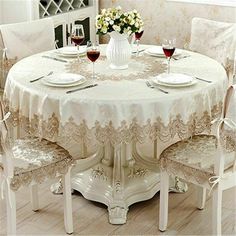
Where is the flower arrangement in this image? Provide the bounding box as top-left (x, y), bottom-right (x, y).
top-left (95, 6), bottom-right (144, 36)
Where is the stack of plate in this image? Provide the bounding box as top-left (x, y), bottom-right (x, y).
top-left (145, 46), bottom-right (182, 57)
top-left (41, 73), bottom-right (86, 87)
top-left (152, 73), bottom-right (197, 87)
top-left (57, 46), bottom-right (87, 58)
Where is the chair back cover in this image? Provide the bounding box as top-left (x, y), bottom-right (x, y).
top-left (189, 17), bottom-right (236, 69)
top-left (0, 18), bottom-right (55, 60)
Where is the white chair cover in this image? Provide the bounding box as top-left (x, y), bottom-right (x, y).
top-left (189, 17), bottom-right (236, 68)
top-left (0, 18), bottom-right (55, 60)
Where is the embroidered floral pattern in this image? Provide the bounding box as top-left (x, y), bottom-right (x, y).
top-left (3, 99), bottom-right (222, 147)
top-left (160, 134), bottom-right (235, 187)
top-left (0, 137), bottom-right (74, 191)
top-left (66, 55), bottom-right (166, 81)
top-left (0, 58), bottom-right (17, 89)
top-left (220, 128), bottom-right (236, 153)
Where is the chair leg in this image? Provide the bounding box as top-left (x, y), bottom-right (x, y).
top-left (159, 170), bottom-right (169, 232)
top-left (62, 167), bottom-right (73, 234)
top-left (212, 186), bottom-right (222, 235)
top-left (6, 187), bottom-right (16, 235)
top-left (30, 184), bottom-right (39, 211)
top-left (197, 186), bottom-right (206, 210)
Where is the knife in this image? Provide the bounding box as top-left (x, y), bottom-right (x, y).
top-left (194, 77), bottom-right (212, 83)
top-left (132, 49), bottom-right (145, 54)
top-left (42, 55), bottom-right (68, 63)
top-left (66, 84), bottom-right (98, 94)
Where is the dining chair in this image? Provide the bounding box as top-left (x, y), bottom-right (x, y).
top-left (0, 101), bottom-right (74, 235)
top-left (158, 85), bottom-right (236, 235)
top-left (189, 17), bottom-right (236, 80)
top-left (0, 18), bottom-right (55, 60)
top-left (0, 18), bottom-right (56, 92)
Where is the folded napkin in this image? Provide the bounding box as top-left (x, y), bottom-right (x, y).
top-left (0, 18), bottom-right (55, 60)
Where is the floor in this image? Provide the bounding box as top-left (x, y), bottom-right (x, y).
top-left (0, 180), bottom-right (236, 235)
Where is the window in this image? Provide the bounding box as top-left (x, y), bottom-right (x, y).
top-left (168, 0), bottom-right (236, 7)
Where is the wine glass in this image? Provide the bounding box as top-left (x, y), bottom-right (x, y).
top-left (162, 39), bottom-right (176, 74)
top-left (71, 24), bottom-right (85, 61)
top-left (135, 30), bottom-right (144, 57)
top-left (87, 41), bottom-right (100, 84)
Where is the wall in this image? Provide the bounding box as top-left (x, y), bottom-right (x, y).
top-left (1, 0), bottom-right (31, 24)
top-left (99, 0), bottom-right (236, 48)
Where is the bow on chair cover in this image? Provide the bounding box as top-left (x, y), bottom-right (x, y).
top-left (209, 85), bottom-right (236, 194)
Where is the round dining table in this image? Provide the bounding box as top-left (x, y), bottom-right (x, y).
top-left (3, 44), bottom-right (228, 224)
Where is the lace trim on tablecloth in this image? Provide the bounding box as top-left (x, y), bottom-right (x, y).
top-left (3, 100), bottom-right (222, 146)
top-left (0, 58), bottom-right (17, 88)
top-left (66, 55), bottom-right (166, 81)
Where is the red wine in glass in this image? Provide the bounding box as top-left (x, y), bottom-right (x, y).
top-left (71, 35), bottom-right (85, 46)
top-left (163, 47), bottom-right (175, 58)
top-left (87, 50), bottom-right (100, 62)
top-left (135, 30), bottom-right (144, 56)
top-left (87, 42), bottom-right (100, 83)
top-left (135, 30), bottom-right (144, 40)
top-left (162, 39), bottom-right (176, 74)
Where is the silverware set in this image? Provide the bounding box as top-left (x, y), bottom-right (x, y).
top-left (30, 71), bottom-right (53, 83)
top-left (42, 55), bottom-right (68, 63)
top-left (146, 81), bottom-right (169, 94)
top-left (194, 76), bottom-right (212, 83)
top-left (132, 49), bottom-right (145, 54)
top-left (66, 84), bottom-right (98, 94)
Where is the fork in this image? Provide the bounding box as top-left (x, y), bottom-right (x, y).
top-left (30, 71), bottom-right (53, 83)
top-left (146, 81), bottom-right (169, 94)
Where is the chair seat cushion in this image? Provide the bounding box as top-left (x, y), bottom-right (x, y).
top-left (0, 138), bottom-right (74, 191)
top-left (160, 135), bottom-right (235, 187)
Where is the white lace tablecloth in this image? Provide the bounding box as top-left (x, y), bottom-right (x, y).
top-left (3, 45), bottom-right (228, 159)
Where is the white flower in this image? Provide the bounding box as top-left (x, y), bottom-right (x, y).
top-left (130, 19), bottom-right (135, 25)
top-left (135, 22), bottom-right (139, 28)
top-left (101, 27), bottom-right (107, 34)
top-left (96, 23), bottom-right (102, 29)
top-left (113, 25), bottom-right (121, 32)
top-left (96, 6), bottom-right (143, 35)
top-left (101, 9), bottom-right (106, 14)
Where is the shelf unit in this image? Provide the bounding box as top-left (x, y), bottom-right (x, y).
top-left (39, 0), bottom-right (90, 19)
top-left (0, 0), bottom-right (98, 47)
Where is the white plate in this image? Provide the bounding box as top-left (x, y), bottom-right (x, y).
top-left (155, 73), bottom-right (194, 85)
top-left (41, 79), bottom-right (87, 88)
top-left (145, 46), bottom-right (182, 57)
top-left (57, 46), bottom-right (86, 57)
top-left (42, 73), bottom-right (86, 86)
top-left (152, 74), bottom-right (197, 87)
